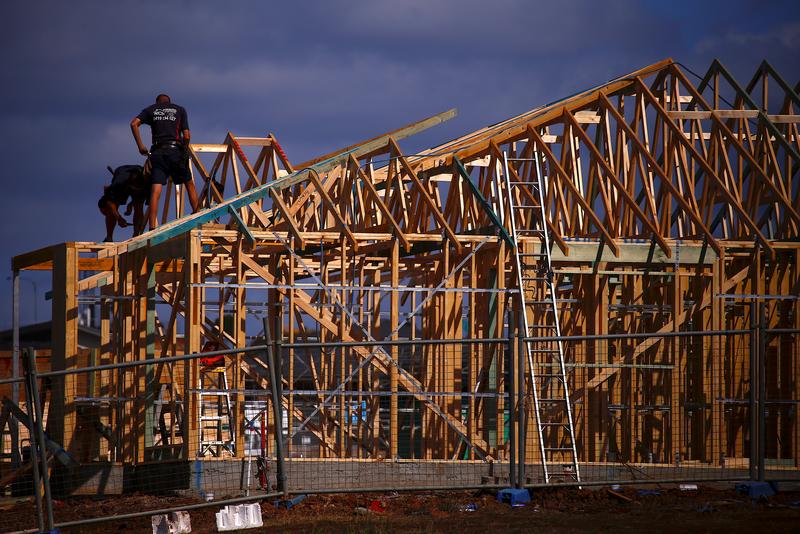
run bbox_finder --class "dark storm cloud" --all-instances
[1,0,798,326]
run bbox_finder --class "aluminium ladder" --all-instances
[198,364,236,457]
[502,149,580,484]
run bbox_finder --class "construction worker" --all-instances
[98,164,150,242]
[130,94,200,230]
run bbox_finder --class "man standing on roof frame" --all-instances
[130,93,200,230]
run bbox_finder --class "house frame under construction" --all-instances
[8,58,800,486]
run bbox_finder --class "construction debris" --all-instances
[215,503,262,532]
[151,511,191,534]
[607,489,634,503]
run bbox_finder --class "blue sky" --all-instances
[1,0,798,328]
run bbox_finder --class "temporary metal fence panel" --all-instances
[1,346,280,534]
[1,326,798,531]
[278,339,511,492]
[0,372,38,534]
[518,330,762,488]
[762,326,800,483]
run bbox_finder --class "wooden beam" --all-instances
[270,190,306,249]
[665,110,759,119]
[50,243,78,450]
[586,264,750,389]
[635,78,776,259]
[349,155,411,251]
[526,126,620,256]
[390,139,463,254]
[227,205,255,247]
[563,109,672,257]
[389,240,399,458]
[452,155,514,247]
[101,110,456,253]
[487,139,571,255]
[23,258,117,272]
[77,271,112,292]
[447,58,674,163]
[306,170,359,251]
[597,93,723,255]
[12,244,55,271]
[296,109,457,169]
[666,68,800,227]
[238,251,492,456]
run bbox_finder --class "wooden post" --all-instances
[338,238,347,457]
[670,267,683,462]
[287,240,296,457]
[496,240,505,457]
[711,255,723,465]
[467,252,478,460]
[183,230,202,459]
[50,243,78,450]
[142,256,157,461]
[390,239,399,458]
[234,238,246,458]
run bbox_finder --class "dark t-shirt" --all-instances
[104,165,148,205]
[136,102,189,145]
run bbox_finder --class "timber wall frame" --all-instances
[9,58,800,477]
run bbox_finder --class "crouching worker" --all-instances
[98,164,150,242]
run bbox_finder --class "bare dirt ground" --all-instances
[4,485,800,533]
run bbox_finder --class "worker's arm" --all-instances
[130,118,149,156]
[181,129,192,167]
[107,201,130,227]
